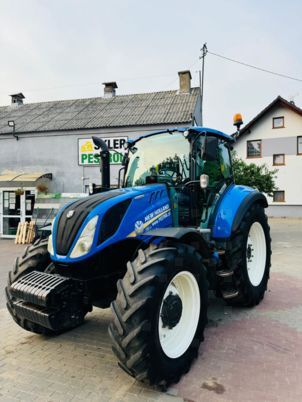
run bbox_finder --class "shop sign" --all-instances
[78,137,128,166]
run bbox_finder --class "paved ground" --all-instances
[0,219,301,402]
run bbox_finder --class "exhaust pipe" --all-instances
[92,136,110,189]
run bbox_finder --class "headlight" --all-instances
[47,234,54,255]
[70,216,98,259]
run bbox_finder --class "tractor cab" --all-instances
[123,127,234,229]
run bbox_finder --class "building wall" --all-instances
[234,105,302,215]
[0,123,179,193]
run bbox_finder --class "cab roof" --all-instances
[183,127,235,143]
[129,126,235,146]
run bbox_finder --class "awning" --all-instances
[0,172,52,183]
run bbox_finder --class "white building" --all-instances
[234,96,302,217]
[0,70,201,238]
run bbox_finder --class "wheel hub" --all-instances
[158,271,201,359]
[160,292,183,329]
[247,243,254,261]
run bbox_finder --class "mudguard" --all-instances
[144,227,212,258]
[211,184,268,240]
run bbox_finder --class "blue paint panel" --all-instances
[50,184,173,264]
[211,184,256,239]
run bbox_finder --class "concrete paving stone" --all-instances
[1,220,302,401]
[154,395,184,402]
[262,305,302,332]
[126,383,144,395]
[15,390,41,401]
[0,386,23,399]
[0,396,19,402]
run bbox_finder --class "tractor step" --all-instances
[216,269,234,278]
[10,271,86,331]
[222,290,239,299]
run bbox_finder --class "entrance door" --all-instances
[2,190,21,237]
[24,190,35,222]
[1,189,36,238]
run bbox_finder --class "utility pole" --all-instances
[199,43,208,126]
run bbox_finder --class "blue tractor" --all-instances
[6,123,271,386]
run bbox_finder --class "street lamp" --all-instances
[7,120,19,141]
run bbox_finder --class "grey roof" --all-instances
[0,88,199,134]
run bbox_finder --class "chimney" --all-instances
[10,93,25,106]
[102,82,118,98]
[178,70,192,94]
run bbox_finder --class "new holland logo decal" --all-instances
[128,204,171,237]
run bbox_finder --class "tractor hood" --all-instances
[49,184,173,263]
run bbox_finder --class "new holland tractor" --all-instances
[6,119,271,387]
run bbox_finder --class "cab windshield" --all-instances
[125,132,190,187]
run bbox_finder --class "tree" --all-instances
[232,152,278,197]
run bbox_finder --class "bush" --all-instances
[232,152,278,197]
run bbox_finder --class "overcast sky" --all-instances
[1,0,302,132]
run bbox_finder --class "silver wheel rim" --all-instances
[246,222,267,286]
[158,271,200,359]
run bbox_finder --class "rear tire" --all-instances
[219,203,271,307]
[109,241,208,387]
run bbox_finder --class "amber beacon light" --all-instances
[233,113,243,131]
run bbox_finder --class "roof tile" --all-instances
[0,88,199,134]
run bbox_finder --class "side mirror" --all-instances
[200,174,209,189]
[203,137,218,161]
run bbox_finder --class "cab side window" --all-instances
[195,136,232,188]
[218,142,232,180]
[201,137,223,188]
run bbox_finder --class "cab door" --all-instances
[192,136,233,227]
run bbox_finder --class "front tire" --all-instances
[109,241,208,387]
[219,203,271,306]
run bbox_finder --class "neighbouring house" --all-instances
[0,70,201,237]
[234,96,302,217]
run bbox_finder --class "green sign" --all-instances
[78,137,127,166]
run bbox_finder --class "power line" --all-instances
[0,72,178,95]
[163,59,201,90]
[207,50,302,83]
